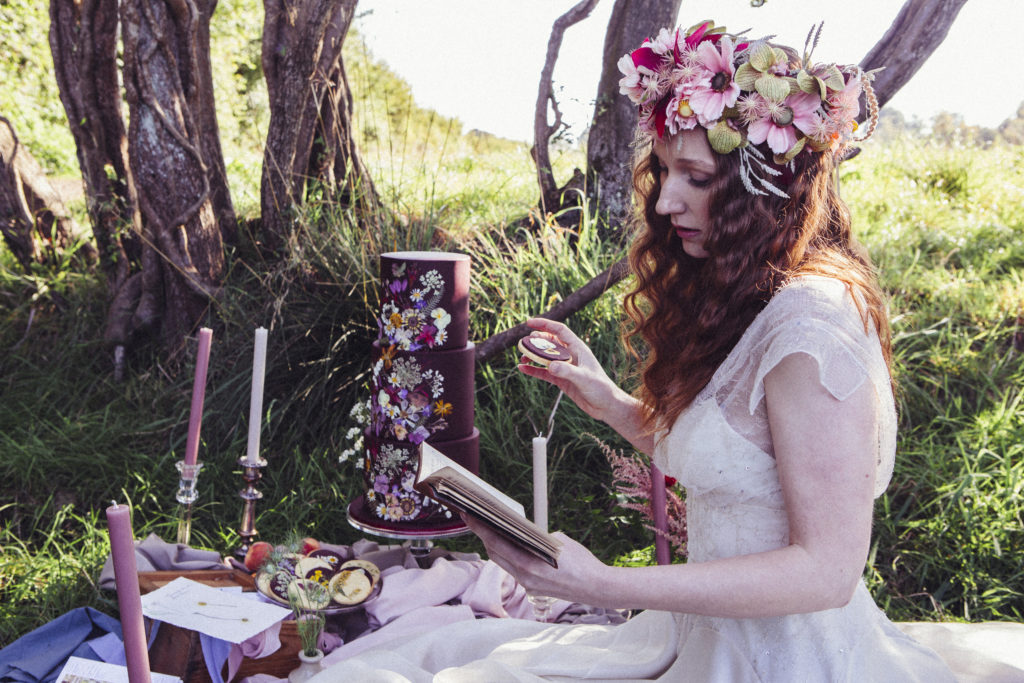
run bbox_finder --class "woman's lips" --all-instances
[675,226,700,239]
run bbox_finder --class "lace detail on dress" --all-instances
[655,277,895,505]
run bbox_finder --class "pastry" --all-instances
[517,334,572,366]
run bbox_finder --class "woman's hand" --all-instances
[518,318,653,453]
[462,513,608,604]
[518,318,624,424]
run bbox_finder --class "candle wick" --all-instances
[111,500,119,509]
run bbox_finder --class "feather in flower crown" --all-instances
[618,21,880,198]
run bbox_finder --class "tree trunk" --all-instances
[859,0,969,110]
[0,116,85,269]
[121,0,225,348]
[192,0,238,244]
[585,0,681,240]
[260,0,378,249]
[49,0,142,331]
[533,0,600,219]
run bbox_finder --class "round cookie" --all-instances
[517,335,572,367]
[287,578,332,610]
[329,568,373,606]
[340,559,381,588]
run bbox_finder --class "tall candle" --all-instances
[106,503,152,683]
[246,327,268,465]
[184,327,213,466]
[650,464,670,566]
[532,436,548,533]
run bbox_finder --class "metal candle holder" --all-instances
[175,460,204,546]
[235,456,267,558]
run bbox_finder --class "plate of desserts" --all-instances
[248,541,382,614]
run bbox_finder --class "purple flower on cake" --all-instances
[373,474,389,494]
[408,426,431,444]
[401,472,416,492]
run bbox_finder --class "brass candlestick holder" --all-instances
[175,460,204,546]
[235,456,267,558]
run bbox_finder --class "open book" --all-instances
[415,443,562,568]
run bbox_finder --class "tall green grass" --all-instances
[3,135,1022,647]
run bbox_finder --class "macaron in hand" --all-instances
[517,334,572,367]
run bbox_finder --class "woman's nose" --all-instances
[656,179,685,216]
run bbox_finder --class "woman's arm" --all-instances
[474,351,878,618]
[517,318,655,454]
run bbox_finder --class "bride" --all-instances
[311,20,955,681]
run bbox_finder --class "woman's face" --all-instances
[653,129,716,259]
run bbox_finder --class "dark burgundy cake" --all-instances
[349,252,479,533]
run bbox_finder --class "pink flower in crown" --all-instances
[618,47,664,104]
[746,91,822,155]
[689,36,741,125]
[665,83,704,135]
[648,26,679,55]
[823,73,862,144]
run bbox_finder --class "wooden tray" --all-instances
[141,569,299,682]
[138,568,255,594]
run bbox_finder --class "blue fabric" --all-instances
[0,607,122,683]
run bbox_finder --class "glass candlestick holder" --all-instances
[175,460,204,546]
[235,456,267,559]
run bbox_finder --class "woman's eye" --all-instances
[690,176,711,188]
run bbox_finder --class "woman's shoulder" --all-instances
[761,275,868,333]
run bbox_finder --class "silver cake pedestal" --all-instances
[346,495,471,562]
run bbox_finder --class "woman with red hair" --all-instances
[315,22,960,680]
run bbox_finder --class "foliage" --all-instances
[1,0,1023,649]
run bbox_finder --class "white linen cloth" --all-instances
[300,277,971,682]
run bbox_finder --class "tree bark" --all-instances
[533,0,600,219]
[121,0,225,348]
[859,0,969,111]
[49,0,141,304]
[586,0,681,239]
[0,116,84,269]
[475,255,630,364]
[260,0,378,249]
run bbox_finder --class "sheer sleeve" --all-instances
[714,277,896,497]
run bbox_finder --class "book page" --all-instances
[418,443,525,517]
[56,657,181,683]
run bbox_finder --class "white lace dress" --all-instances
[309,277,954,682]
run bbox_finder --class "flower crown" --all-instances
[618,21,879,197]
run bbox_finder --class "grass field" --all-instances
[2,133,1022,647]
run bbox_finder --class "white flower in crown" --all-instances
[431,307,451,329]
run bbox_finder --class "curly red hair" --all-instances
[623,142,892,433]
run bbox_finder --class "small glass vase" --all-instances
[288,649,324,683]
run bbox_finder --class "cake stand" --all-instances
[346,494,470,561]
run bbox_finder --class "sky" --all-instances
[353,0,1024,143]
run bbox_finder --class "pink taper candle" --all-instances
[650,464,670,566]
[106,502,152,683]
[184,327,213,466]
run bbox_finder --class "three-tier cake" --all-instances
[347,251,479,536]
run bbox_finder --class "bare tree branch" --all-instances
[860,0,969,110]
[533,0,600,216]
[475,255,630,364]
